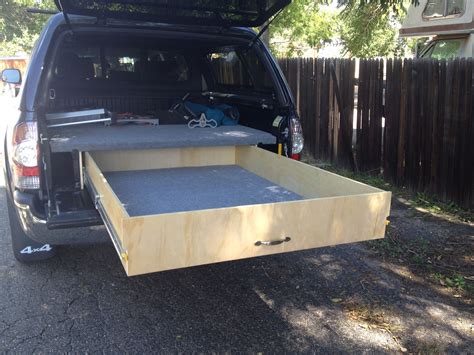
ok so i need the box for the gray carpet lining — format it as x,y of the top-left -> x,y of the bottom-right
104,165 -> 304,216
49,124 -> 276,152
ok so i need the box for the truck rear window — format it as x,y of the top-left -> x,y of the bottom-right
54,42 -> 190,84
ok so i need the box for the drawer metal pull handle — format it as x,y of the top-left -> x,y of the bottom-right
255,237 -> 291,246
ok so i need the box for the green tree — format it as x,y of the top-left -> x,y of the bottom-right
270,0 -> 415,57
0,0 -> 417,57
0,0 -> 55,56
337,0 -> 417,11
270,0 -> 337,56
339,2 -> 405,57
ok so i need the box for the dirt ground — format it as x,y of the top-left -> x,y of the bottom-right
341,197 -> 473,352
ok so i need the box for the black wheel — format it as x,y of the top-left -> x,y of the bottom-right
6,192 -> 56,263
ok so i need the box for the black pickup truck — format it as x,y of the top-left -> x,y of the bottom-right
2,0 -> 389,276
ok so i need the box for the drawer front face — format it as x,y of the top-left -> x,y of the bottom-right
85,147 -> 391,277
122,192 -> 390,276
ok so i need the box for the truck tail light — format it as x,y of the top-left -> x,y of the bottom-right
11,122 -> 40,190
290,117 -> 304,156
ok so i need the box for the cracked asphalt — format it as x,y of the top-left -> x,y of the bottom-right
0,96 -> 472,352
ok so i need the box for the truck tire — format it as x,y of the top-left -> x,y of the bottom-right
6,193 -> 56,263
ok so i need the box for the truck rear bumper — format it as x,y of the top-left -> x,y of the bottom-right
13,191 -> 108,245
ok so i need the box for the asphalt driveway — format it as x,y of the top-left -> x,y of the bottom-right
0,95 -> 472,352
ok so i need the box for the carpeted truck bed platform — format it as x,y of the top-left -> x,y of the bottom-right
104,165 -> 303,217
49,124 -> 276,153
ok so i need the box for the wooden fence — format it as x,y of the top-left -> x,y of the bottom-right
278,57 -> 474,209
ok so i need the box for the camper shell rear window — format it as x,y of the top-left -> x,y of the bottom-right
51,36 -> 276,96
49,35 -> 275,97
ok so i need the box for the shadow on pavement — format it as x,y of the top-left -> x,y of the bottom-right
0,186 -> 472,352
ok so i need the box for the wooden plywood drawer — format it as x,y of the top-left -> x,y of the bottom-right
84,146 -> 391,276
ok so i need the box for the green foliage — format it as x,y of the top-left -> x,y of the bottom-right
317,164 -> 393,191
412,192 -> 473,223
338,2 -> 408,57
0,0 -> 418,58
337,0 -> 419,12
270,0 -> 413,57
271,0 -> 338,56
433,272 -> 471,293
368,230 -> 430,267
0,0 -> 55,56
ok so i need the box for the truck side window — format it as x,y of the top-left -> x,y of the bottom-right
208,51 -> 253,88
240,49 -> 273,90
54,44 -> 101,80
423,39 -> 462,59
207,49 -> 274,93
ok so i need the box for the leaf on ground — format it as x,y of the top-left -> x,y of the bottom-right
331,298 -> 343,304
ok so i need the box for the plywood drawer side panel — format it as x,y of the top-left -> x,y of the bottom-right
236,146 -> 381,198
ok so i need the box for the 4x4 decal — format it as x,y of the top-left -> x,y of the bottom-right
20,244 -> 53,254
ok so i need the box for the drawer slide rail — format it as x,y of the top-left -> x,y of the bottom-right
84,171 -> 128,261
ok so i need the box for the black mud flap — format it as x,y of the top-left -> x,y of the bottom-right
6,193 -> 57,263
